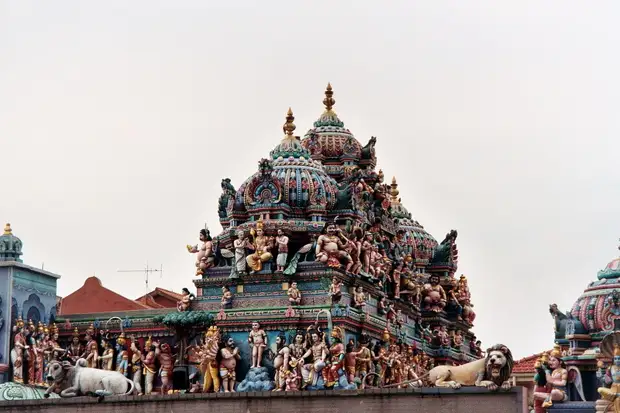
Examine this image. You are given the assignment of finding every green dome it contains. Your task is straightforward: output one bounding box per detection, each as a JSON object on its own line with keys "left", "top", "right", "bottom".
{"left": 0, "top": 223, "right": 23, "bottom": 262}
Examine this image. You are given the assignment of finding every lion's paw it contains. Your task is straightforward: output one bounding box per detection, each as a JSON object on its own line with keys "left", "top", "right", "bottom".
{"left": 486, "top": 383, "right": 498, "bottom": 391}
{"left": 501, "top": 382, "right": 512, "bottom": 391}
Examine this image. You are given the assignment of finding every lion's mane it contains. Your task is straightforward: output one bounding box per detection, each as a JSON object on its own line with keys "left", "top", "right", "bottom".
{"left": 485, "top": 344, "right": 513, "bottom": 386}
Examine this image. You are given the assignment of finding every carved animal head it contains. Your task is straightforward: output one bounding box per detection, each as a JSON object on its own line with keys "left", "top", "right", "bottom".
{"left": 485, "top": 344, "right": 513, "bottom": 386}
{"left": 46, "top": 360, "right": 73, "bottom": 384}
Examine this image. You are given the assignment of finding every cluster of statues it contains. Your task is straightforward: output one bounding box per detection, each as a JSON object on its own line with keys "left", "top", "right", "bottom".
{"left": 10, "top": 319, "right": 178, "bottom": 395}
{"left": 189, "top": 323, "right": 436, "bottom": 393}
{"left": 188, "top": 220, "right": 475, "bottom": 323}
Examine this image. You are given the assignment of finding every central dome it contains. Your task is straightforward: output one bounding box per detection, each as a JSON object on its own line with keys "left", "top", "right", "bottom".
{"left": 235, "top": 108, "right": 339, "bottom": 222}
{"left": 301, "top": 83, "right": 376, "bottom": 182}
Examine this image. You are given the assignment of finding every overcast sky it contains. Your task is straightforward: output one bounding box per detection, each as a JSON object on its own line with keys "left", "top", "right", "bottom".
{"left": 2, "top": 0, "right": 619, "bottom": 359}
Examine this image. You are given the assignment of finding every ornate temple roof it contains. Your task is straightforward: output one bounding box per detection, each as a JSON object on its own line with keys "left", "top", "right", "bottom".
{"left": 568, "top": 241, "right": 620, "bottom": 335}
{"left": 234, "top": 108, "right": 340, "bottom": 221}
{"left": 0, "top": 223, "right": 23, "bottom": 262}
{"left": 300, "top": 84, "right": 376, "bottom": 181}
{"left": 0, "top": 382, "right": 59, "bottom": 401}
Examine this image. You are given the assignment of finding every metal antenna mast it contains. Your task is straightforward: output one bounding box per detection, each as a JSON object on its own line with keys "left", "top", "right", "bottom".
{"left": 117, "top": 262, "right": 163, "bottom": 296}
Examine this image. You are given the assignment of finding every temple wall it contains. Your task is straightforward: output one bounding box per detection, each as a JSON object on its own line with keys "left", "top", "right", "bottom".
{"left": 10, "top": 267, "right": 58, "bottom": 324}
{"left": 0, "top": 387, "right": 528, "bottom": 413}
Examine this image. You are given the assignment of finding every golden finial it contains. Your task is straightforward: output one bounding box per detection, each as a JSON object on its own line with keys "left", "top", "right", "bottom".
{"left": 3, "top": 223, "right": 11, "bottom": 235}
{"left": 323, "top": 82, "right": 335, "bottom": 112}
{"left": 390, "top": 176, "right": 400, "bottom": 203}
{"left": 283, "top": 107, "right": 296, "bottom": 137}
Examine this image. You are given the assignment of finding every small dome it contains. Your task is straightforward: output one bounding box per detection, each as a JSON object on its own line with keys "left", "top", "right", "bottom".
{"left": 0, "top": 223, "right": 23, "bottom": 262}
{"left": 389, "top": 178, "right": 438, "bottom": 265}
{"left": 570, "top": 242, "right": 620, "bottom": 333}
{"left": 235, "top": 109, "right": 339, "bottom": 221}
{"left": 301, "top": 83, "right": 375, "bottom": 182}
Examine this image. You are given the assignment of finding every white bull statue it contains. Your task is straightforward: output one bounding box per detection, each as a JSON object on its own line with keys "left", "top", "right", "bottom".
{"left": 45, "top": 358, "right": 135, "bottom": 399}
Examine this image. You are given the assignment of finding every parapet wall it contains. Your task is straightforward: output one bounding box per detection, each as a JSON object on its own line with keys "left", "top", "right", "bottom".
{"left": 0, "top": 387, "right": 528, "bottom": 413}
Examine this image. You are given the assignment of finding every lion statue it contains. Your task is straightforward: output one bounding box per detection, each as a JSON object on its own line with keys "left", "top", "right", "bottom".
{"left": 427, "top": 343, "right": 513, "bottom": 390}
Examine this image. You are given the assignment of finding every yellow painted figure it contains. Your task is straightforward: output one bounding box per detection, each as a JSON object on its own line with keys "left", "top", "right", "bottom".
{"left": 246, "top": 221, "right": 273, "bottom": 273}
{"left": 598, "top": 345, "right": 620, "bottom": 412}
{"left": 200, "top": 326, "right": 221, "bottom": 393}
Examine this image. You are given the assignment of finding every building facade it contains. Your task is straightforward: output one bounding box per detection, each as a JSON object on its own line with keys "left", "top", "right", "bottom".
{"left": 0, "top": 224, "right": 61, "bottom": 383}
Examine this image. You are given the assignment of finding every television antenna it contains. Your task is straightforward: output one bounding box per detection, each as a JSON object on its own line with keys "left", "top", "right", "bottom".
{"left": 117, "top": 262, "right": 163, "bottom": 297}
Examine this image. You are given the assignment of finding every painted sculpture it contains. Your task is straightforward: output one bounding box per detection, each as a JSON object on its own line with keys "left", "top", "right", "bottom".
{"left": 187, "top": 227, "right": 214, "bottom": 276}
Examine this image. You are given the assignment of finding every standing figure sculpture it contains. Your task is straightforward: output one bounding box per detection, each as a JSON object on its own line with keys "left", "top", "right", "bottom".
{"left": 130, "top": 339, "right": 143, "bottom": 395}
{"left": 187, "top": 227, "right": 214, "bottom": 276}
{"left": 275, "top": 229, "right": 289, "bottom": 273}
{"left": 155, "top": 342, "right": 175, "bottom": 394}
{"left": 324, "top": 327, "right": 346, "bottom": 388}
{"left": 67, "top": 328, "right": 84, "bottom": 364}
{"left": 200, "top": 326, "right": 221, "bottom": 393}
{"left": 219, "top": 336, "right": 240, "bottom": 392}
{"left": 232, "top": 229, "right": 251, "bottom": 277}
{"left": 10, "top": 317, "right": 27, "bottom": 383}
{"left": 142, "top": 337, "right": 157, "bottom": 395}
{"left": 116, "top": 333, "right": 129, "bottom": 376}
{"left": 248, "top": 322, "right": 267, "bottom": 368}
{"left": 246, "top": 221, "right": 273, "bottom": 274}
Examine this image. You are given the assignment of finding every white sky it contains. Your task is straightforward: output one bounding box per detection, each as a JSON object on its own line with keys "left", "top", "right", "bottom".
{"left": 1, "top": 0, "right": 619, "bottom": 359}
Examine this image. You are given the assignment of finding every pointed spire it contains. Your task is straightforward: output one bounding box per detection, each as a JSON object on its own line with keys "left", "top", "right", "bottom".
{"left": 323, "top": 83, "right": 336, "bottom": 112}
{"left": 390, "top": 177, "right": 400, "bottom": 203}
{"left": 283, "top": 107, "right": 296, "bottom": 138}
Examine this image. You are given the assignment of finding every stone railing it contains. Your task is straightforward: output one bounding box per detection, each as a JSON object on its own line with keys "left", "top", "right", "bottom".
{"left": 0, "top": 386, "right": 528, "bottom": 413}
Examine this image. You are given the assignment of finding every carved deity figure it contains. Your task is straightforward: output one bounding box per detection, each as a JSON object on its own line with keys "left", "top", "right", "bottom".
{"left": 300, "top": 325, "right": 328, "bottom": 389}
{"left": 246, "top": 221, "right": 273, "bottom": 273}
{"left": 315, "top": 221, "right": 353, "bottom": 271}
{"left": 324, "top": 327, "right": 346, "bottom": 388}
{"left": 456, "top": 275, "right": 476, "bottom": 324}
{"left": 200, "top": 327, "right": 221, "bottom": 393}
{"left": 353, "top": 286, "right": 366, "bottom": 309}
{"left": 187, "top": 228, "right": 214, "bottom": 276}
{"left": 329, "top": 277, "right": 343, "bottom": 305}
{"left": 221, "top": 286, "right": 233, "bottom": 309}
{"left": 67, "top": 328, "right": 85, "bottom": 364}
{"left": 288, "top": 282, "right": 302, "bottom": 306}
{"left": 219, "top": 336, "right": 240, "bottom": 392}
{"left": 155, "top": 342, "right": 174, "bottom": 394}
{"left": 422, "top": 274, "right": 447, "bottom": 312}
{"left": 142, "top": 337, "right": 157, "bottom": 395}
{"left": 82, "top": 324, "right": 98, "bottom": 369}
{"left": 355, "top": 334, "right": 373, "bottom": 379}
{"left": 232, "top": 229, "right": 251, "bottom": 276}
{"left": 11, "top": 318, "right": 27, "bottom": 383}
{"left": 275, "top": 229, "right": 289, "bottom": 273}
{"left": 273, "top": 333, "right": 291, "bottom": 391}
{"left": 285, "top": 359, "right": 301, "bottom": 391}
{"left": 130, "top": 340, "right": 143, "bottom": 395}
{"left": 177, "top": 287, "right": 194, "bottom": 312}
{"left": 116, "top": 333, "right": 129, "bottom": 376}
{"left": 533, "top": 346, "right": 568, "bottom": 409}
{"left": 598, "top": 345, "right": 620, "bottom": 412}
{"left": 100, "top": 340, "right": 114, "bottom": 370}
{"left": 248, "top": 322, "right": 267, "bottom": 368}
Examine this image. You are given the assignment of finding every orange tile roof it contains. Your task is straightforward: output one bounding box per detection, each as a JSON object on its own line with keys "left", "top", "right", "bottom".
{"left": 59, "top": 276, "right": 150, "bottom": 315}
{"left": 513, "top": 350, "right": 552, "bottom": 374}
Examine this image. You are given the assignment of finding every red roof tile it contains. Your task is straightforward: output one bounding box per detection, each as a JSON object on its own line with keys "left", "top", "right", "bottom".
{"left": 513, "top": 350, "right": 552, "bottom": 374}
{"left": 59, "top": 276, "right": 149, "bottom": 315}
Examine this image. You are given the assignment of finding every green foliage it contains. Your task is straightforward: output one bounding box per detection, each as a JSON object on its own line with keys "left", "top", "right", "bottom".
{"left": 152, "top": 310, "right": 214, "bottom": 329}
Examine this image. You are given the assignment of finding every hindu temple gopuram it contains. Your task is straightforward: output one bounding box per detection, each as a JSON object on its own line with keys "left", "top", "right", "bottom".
{"left": 3, "top": 84, "right": 488, "bottom": 400}
{"left": 511, "top": 241, "right": 620, "bottom": 413}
